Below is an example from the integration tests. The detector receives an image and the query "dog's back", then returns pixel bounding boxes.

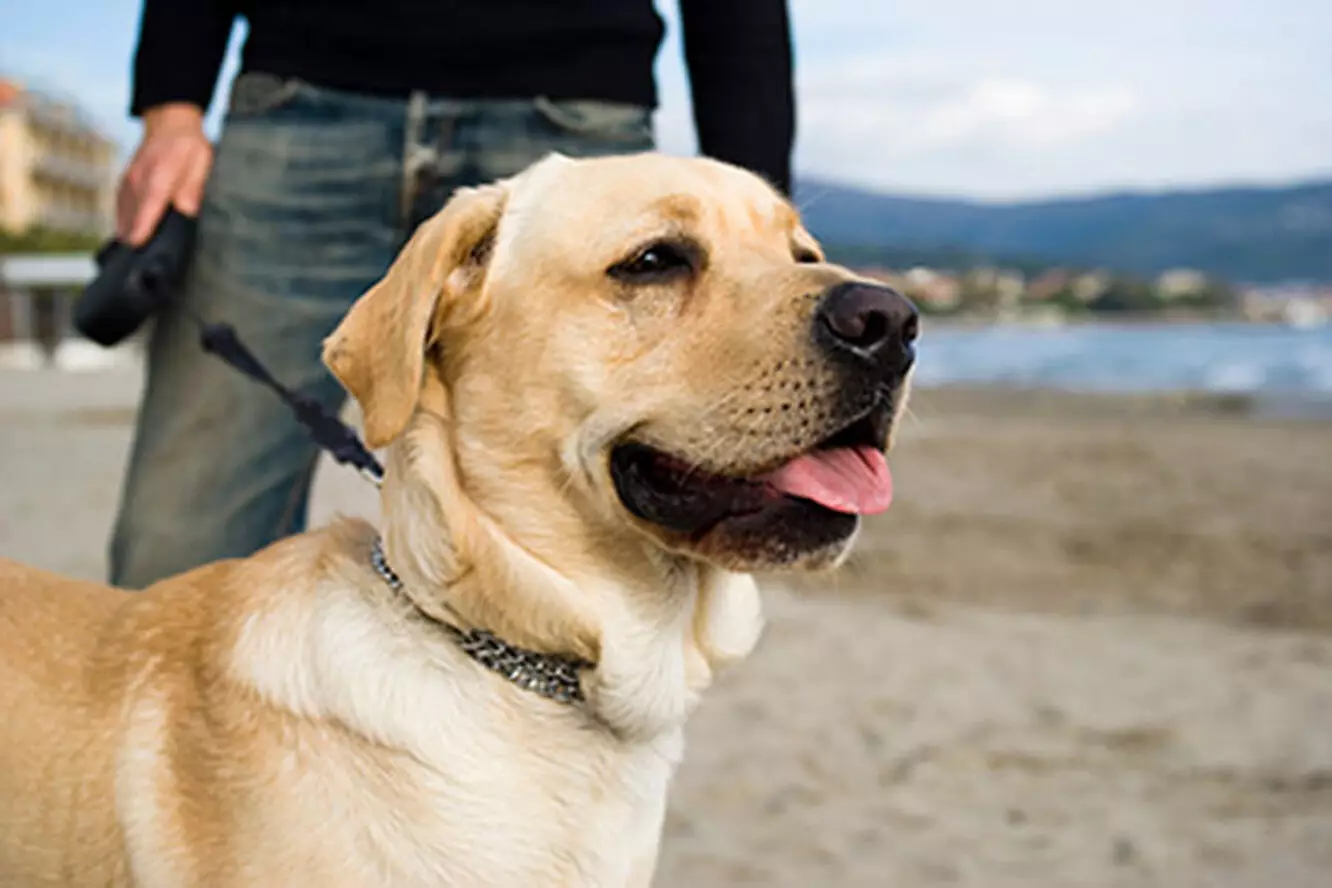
[0,561,134,885]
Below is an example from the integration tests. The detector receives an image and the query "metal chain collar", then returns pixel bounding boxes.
[370,539,590,705]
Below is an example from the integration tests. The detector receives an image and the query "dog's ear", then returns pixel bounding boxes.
[322,184,507,449]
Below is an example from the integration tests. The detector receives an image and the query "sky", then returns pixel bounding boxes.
[2,0,1329,201]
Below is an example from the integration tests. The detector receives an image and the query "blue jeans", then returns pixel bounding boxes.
[108,73,655,588]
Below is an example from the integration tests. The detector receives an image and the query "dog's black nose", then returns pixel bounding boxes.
[815,282,919,370]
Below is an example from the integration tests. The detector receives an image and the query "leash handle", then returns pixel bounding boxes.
[196,320,385,486]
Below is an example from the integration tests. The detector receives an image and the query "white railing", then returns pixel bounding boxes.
[0,253,97,287]
[0,252,135,372]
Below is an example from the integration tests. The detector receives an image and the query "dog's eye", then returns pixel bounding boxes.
[610,242,694,282]
[794,247,821,264]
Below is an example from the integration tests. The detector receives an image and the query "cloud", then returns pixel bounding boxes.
[656,0,1332,197]
[787,56,1150,197]
[800,62,1141,153]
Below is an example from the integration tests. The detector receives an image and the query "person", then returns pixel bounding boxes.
[109,0,797,589]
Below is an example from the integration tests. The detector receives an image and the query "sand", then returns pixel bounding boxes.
[2,364,1331,887]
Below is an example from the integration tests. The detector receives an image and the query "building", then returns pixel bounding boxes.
[0,78,119,237]
[963,267,1026,313]
[1026,268,1074,302]
[1155,268,1208,300]
[903,266,962,311]
[1071,270,1111,303]
[853,265,963,313]
[1238,283,1332,327]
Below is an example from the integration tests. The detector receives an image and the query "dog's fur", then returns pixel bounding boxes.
[0,153,911,886]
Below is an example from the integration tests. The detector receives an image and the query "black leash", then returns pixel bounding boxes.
[75,209,385,487]
[185,310,386,486]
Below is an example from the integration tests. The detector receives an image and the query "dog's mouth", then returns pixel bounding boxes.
[610,396,895,557]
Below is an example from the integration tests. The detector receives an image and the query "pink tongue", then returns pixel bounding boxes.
[761,446,893,515]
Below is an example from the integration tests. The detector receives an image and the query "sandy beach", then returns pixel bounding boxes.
[2,364,1330,887]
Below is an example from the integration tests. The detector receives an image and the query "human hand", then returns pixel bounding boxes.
[116,103,212,246]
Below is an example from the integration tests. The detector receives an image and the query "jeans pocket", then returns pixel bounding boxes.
[532,97,654,146]
[225,72,305,121]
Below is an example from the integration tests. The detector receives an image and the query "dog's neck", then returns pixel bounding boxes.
[377,410,763,740]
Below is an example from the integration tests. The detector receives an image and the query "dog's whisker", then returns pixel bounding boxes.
[795,186,831,214]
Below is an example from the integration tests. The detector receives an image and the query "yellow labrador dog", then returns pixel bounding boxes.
[0,153,916,886]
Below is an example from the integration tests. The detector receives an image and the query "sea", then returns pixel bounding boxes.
[915,321,1332,402]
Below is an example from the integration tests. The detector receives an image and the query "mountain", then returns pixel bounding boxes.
[792,179,1332,284]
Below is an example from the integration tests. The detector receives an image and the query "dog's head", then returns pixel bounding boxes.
[324,153,916,576]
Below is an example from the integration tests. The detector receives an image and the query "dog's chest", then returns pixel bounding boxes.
[253,723,682,887]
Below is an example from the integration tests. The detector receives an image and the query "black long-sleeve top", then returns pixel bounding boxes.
[129,0,796,194]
